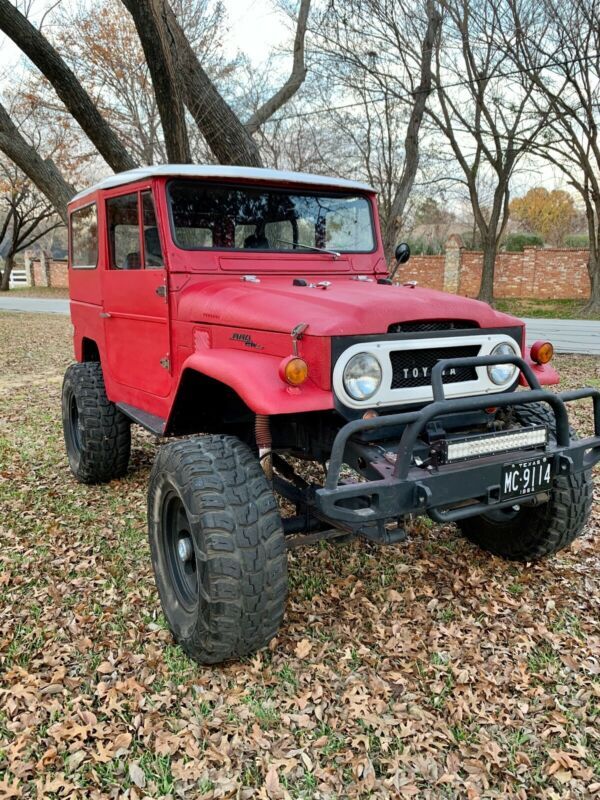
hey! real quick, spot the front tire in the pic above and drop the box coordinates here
[147,435,287,664]
[62,362,131,484]
[458,402,593,560]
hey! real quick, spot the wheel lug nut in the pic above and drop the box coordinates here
[177,537,193,562]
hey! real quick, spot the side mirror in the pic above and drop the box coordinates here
[395,242,411,264]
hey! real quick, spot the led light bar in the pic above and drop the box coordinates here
[443,425,547,463]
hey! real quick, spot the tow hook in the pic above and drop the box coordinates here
[360,522,407,545]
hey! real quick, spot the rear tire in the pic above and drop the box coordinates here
[147,434,287,664]
[458,402,593,561]
[62,362,131,484]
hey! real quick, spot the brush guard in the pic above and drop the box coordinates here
[312,353,600,537]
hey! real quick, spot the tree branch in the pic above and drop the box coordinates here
[0,102,74,222]
[245,0,311,135]
[0,0,137,173]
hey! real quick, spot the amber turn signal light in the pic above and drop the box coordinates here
[279,356,309,386]
[530,340,554,365]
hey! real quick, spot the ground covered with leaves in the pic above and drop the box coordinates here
[0,313,599,800]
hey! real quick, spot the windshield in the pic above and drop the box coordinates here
[167,180,375,253]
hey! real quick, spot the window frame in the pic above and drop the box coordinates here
[165,179,378,255]
[140,189,165,269]
[106,191,143,271]
[69,202,98,270]
[105,188,165,271]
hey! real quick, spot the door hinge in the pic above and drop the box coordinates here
[159,356,170,370]
[156,285,167,298]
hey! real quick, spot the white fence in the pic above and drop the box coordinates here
[9,268,29,288]
[0,267,31,288]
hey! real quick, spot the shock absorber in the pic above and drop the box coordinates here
[255,414,273,480]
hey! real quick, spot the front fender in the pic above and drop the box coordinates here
[519,358,559,387]
[178,350,334,416]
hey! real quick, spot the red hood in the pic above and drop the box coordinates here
[176,275,522,336]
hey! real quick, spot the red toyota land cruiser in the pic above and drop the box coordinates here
[62,165,599,664]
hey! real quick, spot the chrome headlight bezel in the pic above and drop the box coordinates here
[342,352,382,400]
[487,341,519,385]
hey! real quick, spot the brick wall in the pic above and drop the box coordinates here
[400,254,445,291]
[31,249,592,298]
[30,258,68,288]
[400,241,592,299]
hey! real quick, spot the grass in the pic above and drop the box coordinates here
[3,285,69,298]
[495,297,600,319]
[0,311,598,799]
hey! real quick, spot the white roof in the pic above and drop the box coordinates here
[71,164,375,203]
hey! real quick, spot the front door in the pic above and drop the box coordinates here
[101,189,171,398]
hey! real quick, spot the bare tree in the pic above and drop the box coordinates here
[509,0,600,311]
[0,0,137,172]
[246,0,311,135]
[0,162,63,290]
[427,0,548,304]
[0,0,312,215]
[50,0,234,165]
[310,0,442,262]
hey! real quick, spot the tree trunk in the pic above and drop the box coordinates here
[0,253,14,291]
[162,3,263,167]
[584,251,600,313]
[121,0,191,163]
[478,241,496,305]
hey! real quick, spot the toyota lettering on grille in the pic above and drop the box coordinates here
[401,366,457,380]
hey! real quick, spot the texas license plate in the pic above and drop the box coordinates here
[501,456,553,500]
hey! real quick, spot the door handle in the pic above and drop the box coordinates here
[155,285,167,298]
[99,312,111,318]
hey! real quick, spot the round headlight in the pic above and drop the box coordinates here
[487,342,518,385]
[343,352,382,400]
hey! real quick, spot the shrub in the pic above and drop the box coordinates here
[503,233,544,252]
[563,234,589,248]
[406,238,444,256]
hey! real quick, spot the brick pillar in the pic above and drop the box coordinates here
[443,234,463,294]
[37,252,49,287]
[24,254,33,287]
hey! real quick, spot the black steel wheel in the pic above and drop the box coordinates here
[148,435,287,664]
[62,362,131,484]
[161,493,200,611]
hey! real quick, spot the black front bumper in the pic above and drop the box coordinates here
[315,353,600,530]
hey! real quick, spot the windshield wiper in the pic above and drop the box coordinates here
[274,239,341,259]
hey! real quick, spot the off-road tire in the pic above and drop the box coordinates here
[147,435,287,664]
[62,362,131,484]
[458,402,593,561]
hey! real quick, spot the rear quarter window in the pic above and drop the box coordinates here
[70,204,98,268]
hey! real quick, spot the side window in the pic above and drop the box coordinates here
[141,191,164,268]
[106,193,141,270]
[70,204,97,268]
